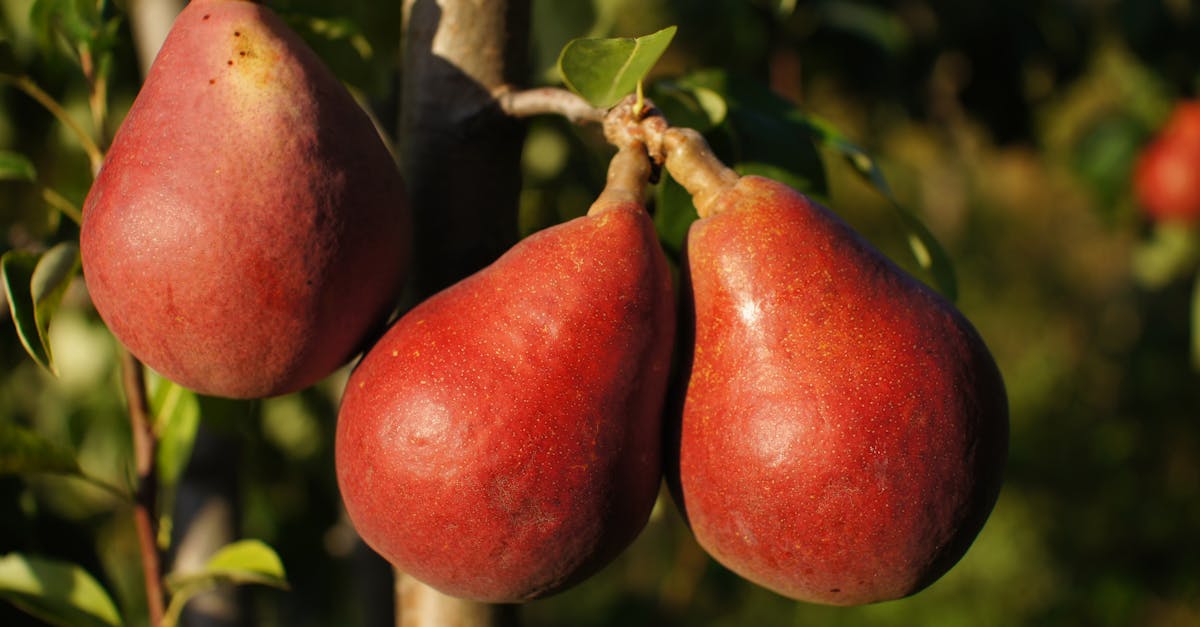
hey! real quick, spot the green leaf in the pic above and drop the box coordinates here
[3,251,47,370]
[649,81,727,132]
[558,26,677,108]
[0,553,123,627]
[166,540,288,594]
[204,540,287,585]
[0,151,37,182]
[162,540,288,625]
[29,0,104,55]
[152,378,201,548]
[152,379,201,489]
[0,421,81,476]
[802,115,959,301]
[2,243,82,375]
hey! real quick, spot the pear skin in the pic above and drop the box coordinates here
[668,176,1008,606]
[81,0,409,398]
[336,150,674,602]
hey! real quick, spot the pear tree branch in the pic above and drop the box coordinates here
[121,350,166,626]
[493,86,605,124]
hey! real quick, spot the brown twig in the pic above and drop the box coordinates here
[601,95,738,217]
[121,350,165,626]
[493,86,606,124]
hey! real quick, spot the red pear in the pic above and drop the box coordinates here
[336,146,673,602]
[663,131,1008,606]
[81,0,409,398]
[1134,100,1200,224]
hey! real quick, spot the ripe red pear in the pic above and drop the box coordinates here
[663,130,1008,606]
[336,146,674,602]
[1133,100,1200,224]
[81,0,409,398]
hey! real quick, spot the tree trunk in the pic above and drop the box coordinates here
[400,0,530,295]
[393,0,531,624]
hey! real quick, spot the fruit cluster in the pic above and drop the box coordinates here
[80,0,1008,609]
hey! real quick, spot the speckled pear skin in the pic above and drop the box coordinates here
[80,0,409,398]
[335,195,674,603]
[667,176,1008,606]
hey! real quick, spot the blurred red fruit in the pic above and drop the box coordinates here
[1134,101,1200,224]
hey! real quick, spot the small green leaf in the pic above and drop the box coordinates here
[152,378,201,548]
[0,553,123,627]
[162,539,288,625]
[0,151,36,182]
[204,540,287,585]
[166,540,288,594]
[3,243,81,375]
[29,0,104,55]
[558,26,677,108]
[153,379,201,489]
[0,421,81,476]
[650,81,726,132]
[802,115,959,301]
[3,251,48,370]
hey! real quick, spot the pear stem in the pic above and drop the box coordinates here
[660,127,739,219]
[599,94,739,218]
[593,142,653,210]
[495,89,741,218]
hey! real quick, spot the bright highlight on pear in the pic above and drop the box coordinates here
[81,0,409,398]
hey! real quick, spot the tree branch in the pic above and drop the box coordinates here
[396,577,518,627]
[400,0,530,295]
[0,74,104,174]
[493,86,605,124]
[122,350,165,626]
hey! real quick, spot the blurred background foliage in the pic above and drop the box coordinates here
[2,0,1199,625]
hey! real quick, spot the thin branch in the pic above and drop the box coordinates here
[493,86,606,124]
[78,46,110,149]
[77,472,133,501]
[40,186,83,226]
[0,73,105,175]
[122,350,166,626]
